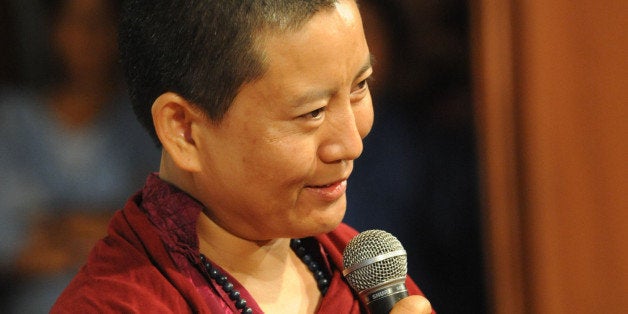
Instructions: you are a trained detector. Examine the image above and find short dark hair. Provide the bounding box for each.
[119,0,338,144]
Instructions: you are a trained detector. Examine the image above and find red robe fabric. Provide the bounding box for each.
[51,174,430,313]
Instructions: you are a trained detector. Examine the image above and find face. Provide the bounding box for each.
[191,0,374,241]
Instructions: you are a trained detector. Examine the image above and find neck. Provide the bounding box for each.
[160,161,322,312]
[196,212,322,313]
[160,154,294,273]
[196,211,292,278]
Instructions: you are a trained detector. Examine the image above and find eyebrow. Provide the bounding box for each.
[292,53,374,107]
[354,53,375,82]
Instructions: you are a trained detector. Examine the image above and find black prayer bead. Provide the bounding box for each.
[235,298,247,309]
[296,246,307,257]
[315,270,325,279]
[209,268,220,279]
[222,282,234,292]
[216,275,228,285]
[318,278,329,288]
[302,254,312,264]
[229,290,241,301]
[308,262,318,272]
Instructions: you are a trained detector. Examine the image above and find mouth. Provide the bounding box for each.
[306,174,349,188]
[311,182,337,188]
[304,179,348,202]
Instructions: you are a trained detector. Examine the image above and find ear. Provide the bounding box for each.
[151,92,204,173]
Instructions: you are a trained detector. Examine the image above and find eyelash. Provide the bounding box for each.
[356,79,368,90]
[349,77,371,103]
[305,107,325,119]
[353,77,371,94]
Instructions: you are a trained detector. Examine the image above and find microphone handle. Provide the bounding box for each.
[362,281,409,314]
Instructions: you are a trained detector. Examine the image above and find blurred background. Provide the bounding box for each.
[1,0,626,313]
[0,0,160,312]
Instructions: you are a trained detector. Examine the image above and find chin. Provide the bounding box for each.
[290,223,341,240]
[303,210,346,238]
[321,199,347,229]
[288,198,347,238]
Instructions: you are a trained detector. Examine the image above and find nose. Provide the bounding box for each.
[318,99,373,164]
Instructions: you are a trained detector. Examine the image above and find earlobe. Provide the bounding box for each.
[151,92,203,172]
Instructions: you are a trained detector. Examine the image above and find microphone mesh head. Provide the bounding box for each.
[342,229,407,292]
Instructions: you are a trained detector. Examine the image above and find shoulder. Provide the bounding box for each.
[51,266,183,313]
[52,202,190,312]
[51,256,177,312]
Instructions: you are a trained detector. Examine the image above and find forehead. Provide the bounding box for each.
[251,0,369,93]
[258,0,361,46]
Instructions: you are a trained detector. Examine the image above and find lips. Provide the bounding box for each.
[305,179,348,202]
[312,183,335,188]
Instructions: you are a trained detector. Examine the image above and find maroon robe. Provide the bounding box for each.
[51,174,429,313]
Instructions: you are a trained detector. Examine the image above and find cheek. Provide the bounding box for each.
[241,136,317,186]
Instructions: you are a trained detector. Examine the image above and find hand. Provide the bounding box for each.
[389,295,433,314]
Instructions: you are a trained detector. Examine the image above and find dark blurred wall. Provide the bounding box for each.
[0,0,48,87]
[346,1,487,313]
[0,1,19,85]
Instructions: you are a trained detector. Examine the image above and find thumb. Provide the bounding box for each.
[389,295,432,314]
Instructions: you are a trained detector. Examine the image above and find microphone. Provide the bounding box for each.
[342,230,409,314]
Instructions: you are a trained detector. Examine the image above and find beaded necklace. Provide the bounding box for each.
[199,238,330,313]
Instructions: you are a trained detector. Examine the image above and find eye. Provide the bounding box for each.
[350,76,372,102]
[356,78,369,90]
[352,76,372,94]
[302,107,325,120]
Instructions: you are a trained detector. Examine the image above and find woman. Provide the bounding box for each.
[52,0,434,312]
